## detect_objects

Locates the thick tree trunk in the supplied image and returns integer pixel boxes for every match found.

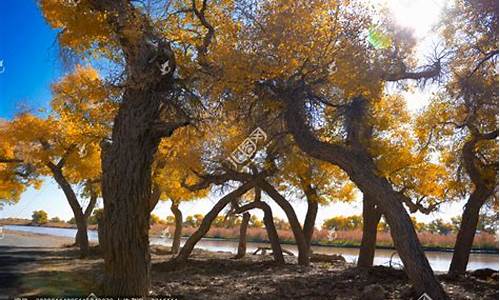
[235,201,285,264]
[257,180,310,266]
[358,195,382,268]
[87,0,180,295]
[235,212,250,259]
[170,201,183,254]
[448,189,489,277]
[175,182,254,262]
[283,98,448,299]
[99,94,162,296]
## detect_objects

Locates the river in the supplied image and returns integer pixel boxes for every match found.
[4,225,498,272]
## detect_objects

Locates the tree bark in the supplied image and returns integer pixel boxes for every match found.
[234,201,285,264]
[235,212,250,259]
[46,162,90,258]
[87,0,179,295]
[282,97,448,299]
[303,185,319,248]
[170,201,183,254]
[257,180,310,266]
[358,195,382,268]
[175,182,254,262]
[448,188,490,276]
[448,133,497,277]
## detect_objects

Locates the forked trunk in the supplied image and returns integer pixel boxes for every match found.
[176,182,254,262]
[257,180,310,266]
[235,201,285,264]
[170,201,183,254]
[448,188,490,277]
[74,217,90,257]
[235,212,250,259]
[358,195,382,268]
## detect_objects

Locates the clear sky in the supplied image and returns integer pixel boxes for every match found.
[0,0,465,226]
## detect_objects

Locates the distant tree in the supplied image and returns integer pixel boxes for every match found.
[426,219,454,235]
[249,215,264,229]
[32,210,48,225]
[273,217,291,231]
[49,217,62,223]
[67,217,76,225]
[323,215,363,231]
[150,214,160,225]
[88,208,103,225]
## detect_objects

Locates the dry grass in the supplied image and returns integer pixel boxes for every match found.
[151,225,498,250]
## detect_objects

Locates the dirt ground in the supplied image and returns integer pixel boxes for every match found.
[0,230,497,300]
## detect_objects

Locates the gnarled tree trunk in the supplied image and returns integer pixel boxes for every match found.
[283,97,448,299]
[257,180,310,266]
[170,201,183,254]
[358,195,382,268]
[175,182,254,262]
[449,133,497,277]
[235,212,250,259]
[448,188,490,276]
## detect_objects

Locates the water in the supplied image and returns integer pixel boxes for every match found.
[4,225,498,272]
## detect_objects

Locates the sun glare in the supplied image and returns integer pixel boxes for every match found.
[381,0,447,36]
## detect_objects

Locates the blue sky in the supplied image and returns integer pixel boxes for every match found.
[0,0,465,226]
[0,0,61,119]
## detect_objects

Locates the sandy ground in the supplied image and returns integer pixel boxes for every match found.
[0,230,497,300]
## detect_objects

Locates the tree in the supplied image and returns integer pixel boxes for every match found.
[200,1,447,297]
[416,0,498,277]
[0,66,106,257]
[39,0,216,293]
[32,210,48,225]
[151,127,209,254]
[50,217,62,223]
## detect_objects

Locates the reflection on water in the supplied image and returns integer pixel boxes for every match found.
[5,225,498,272]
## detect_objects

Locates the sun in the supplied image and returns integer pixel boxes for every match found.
[378,0,448,37]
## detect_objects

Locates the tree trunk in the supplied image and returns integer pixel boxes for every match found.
[175,182,254,262]
[235,212,250,259]
[358,195,382,268]
[235,201,285,264]
[86,0,180,295]
[257,180,310,266]
[99,94,162,296]
[448,188,489,277]
[283,98,448,299]
[170,201,183,254]
[47,162,90,258]
[449,133,496,277]
[303,187,319,248]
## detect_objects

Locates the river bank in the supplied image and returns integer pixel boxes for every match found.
[2,219,498,253]
[0,230,498,299]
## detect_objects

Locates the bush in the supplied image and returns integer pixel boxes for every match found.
[32,210,48,225]
[49,217,62,223]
